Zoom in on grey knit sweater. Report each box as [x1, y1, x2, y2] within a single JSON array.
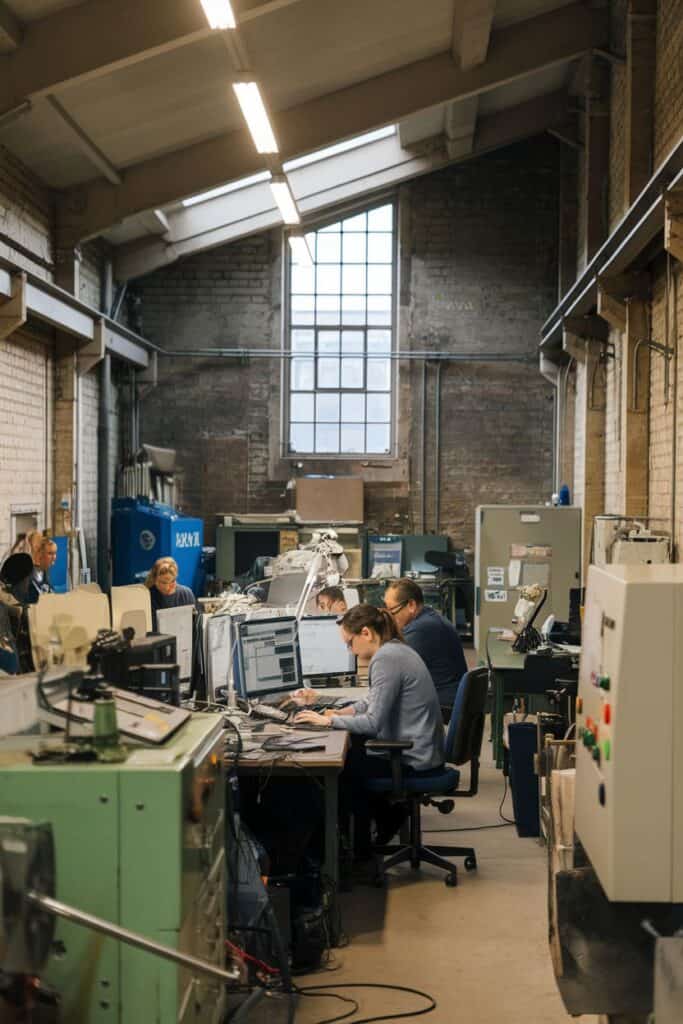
[[330, 639, 445, 770]]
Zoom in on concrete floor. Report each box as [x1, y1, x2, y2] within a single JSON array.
[[295, 739, 599, 1024]]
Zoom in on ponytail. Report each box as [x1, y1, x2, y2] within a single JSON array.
[[338, 603, 401, 645]]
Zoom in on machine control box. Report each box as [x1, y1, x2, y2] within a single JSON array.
[[575, 564, 683, 902]]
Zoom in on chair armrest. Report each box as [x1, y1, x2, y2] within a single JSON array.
[[365, 740, 413, 752], [365, 739, 413, 793]]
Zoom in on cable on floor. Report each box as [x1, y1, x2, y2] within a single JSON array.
[[424, 775, 516, 832], [294, 981, 437, 1024]]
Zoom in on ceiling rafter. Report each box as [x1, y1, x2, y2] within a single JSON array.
[[445, 0, 496, 158], [0, 0, 306, 114], [115, 87, 570, 281], [55, 1, 606, 247]]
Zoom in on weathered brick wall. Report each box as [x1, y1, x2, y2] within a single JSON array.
[[654, 0, 683, 167], [608, 0, 628, 231], [0, 146, 53, 280], [136, 137, 558, 551]]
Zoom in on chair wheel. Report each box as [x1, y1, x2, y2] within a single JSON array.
[[445, 873, 458, 887], [464, 855, 477, 871], [437, 800, 455, 814]]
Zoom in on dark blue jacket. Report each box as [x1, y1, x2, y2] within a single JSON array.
[[150, 583, 196, 631], [401, 606, 467, 710]]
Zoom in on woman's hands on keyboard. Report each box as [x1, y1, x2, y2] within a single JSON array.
[[293, 709, 333, 727]]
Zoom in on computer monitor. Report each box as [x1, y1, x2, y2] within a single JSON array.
[[298, 615, 357, 682], [236, 616, 302, 700]]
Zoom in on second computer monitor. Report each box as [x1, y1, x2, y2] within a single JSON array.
[[236, 616, 302, 700], [298, 615, 357, 682]]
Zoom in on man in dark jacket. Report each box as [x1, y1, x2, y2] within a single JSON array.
[[384, 577, 468, 719]]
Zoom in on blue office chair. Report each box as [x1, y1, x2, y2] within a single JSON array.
[[365, 666, 489, 888]]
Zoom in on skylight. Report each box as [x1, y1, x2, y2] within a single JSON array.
[[180, 125, 396, 208]]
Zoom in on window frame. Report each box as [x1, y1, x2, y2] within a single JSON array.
[[283, 197, 399, 460]]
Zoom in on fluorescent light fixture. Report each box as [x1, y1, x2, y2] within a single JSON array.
[[288, 232, 313, 266], [233, 82, 279, 154], [283, 125, 396, 172], [270, 175, 299, 225], [200, 0, 236, 29], [182, 170, 271, 207]]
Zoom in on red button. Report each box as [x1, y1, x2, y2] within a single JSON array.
[[603, 704, 611, 725], [586, 716, 594, 730]]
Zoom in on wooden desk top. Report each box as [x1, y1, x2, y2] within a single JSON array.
[[228, 725, 349, 771]]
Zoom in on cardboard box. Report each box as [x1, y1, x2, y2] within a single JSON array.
[[295, 477, 364, 523]]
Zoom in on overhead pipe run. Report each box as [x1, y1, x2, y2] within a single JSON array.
[[155, 348, 535, 362]]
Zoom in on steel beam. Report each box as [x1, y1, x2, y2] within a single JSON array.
[[57, 2, 607, 246], [452, 0, 496, 70]]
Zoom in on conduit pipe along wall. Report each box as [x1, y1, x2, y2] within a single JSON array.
[[155, 349, 536, 362], [421, 360, 427, 535], [434, 361, 443, 535], [97, 353, 112, 590]]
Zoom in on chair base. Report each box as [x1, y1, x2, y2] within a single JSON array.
[[373, 799, 478, 888]]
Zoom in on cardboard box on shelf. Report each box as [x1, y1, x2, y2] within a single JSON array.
[[295, 478, 364, 523]]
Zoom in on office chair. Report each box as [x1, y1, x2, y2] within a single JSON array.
[[365, 666, 489, 888]]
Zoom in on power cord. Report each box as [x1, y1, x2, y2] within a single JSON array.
[[295, 981, 437, 1024], [423, 776, 516, 832]]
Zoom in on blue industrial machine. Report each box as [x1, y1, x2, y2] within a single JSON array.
[[111, 498, 204, 592]]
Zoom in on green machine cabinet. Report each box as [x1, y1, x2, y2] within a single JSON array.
[[0, 715, 226, 1024]]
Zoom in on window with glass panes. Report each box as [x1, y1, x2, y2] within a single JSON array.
[[287, 203, 394, 455]]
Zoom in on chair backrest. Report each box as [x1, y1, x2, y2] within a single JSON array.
[[444, 667, 489, 767]]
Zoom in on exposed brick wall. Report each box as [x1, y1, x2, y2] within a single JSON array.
[[608, 0, 628, 231], [654, 0, 683, 168], [0, 331, 53, 552], [136, 137, 558, 553], [0, 147, 53, 280]]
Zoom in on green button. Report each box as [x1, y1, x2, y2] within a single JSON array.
[[583, 730, 595, 748], [598, 675, 611, 691], [592, 746, 601, 764], [603, 739, 611, 761]]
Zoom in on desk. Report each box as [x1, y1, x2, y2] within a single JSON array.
[[485, 633, 578, 768], [227, 727, 349, 894]]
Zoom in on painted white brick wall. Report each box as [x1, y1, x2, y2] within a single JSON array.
[[0, 331, 53, 553], [0, 147, 53, 281]]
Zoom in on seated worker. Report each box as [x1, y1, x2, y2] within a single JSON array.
[[294, 603, 445, 855], [384, 577, 467, 720], [15, 536, 58, 605], [145, 557, 197, 630], [315, 585, 347, 614]]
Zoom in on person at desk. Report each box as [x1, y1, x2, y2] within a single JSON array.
[[384, 578, 467, 720], [144, 557, 197, 630], [315, 586, 347, 614], [294, 603, 444, 854], [13, 536, 57, 605]]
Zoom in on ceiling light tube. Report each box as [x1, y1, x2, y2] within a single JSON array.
[[270, 175, 300, 225], [200, 0, 236, 29], [232, 82, 279, 154], [288, 232, 313, 266]]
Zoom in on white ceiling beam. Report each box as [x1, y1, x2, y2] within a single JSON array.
[[0, 0, 297, 114], [57, 2, 606, 247], [444, 96, 479, 158], [114, 89, 568, 281], [452, 0, 496, 71], [0, 0, 22, 54], [46, 95, 122, 186]]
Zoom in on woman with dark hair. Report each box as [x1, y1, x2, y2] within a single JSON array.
[[295, 603, 444, 854]]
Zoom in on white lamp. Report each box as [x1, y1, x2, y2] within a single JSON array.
[[232, 82, 279, 154], [288, 232, 313, 266], [270, 175, 299, 225], [200, 0, 236, 29]]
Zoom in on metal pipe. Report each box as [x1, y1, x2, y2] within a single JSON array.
[[28, 892, 240, 984], [156, 348, 534, 362], [434, 361, 442, 534], [420, 360, 427, 534], [97, 353, 112, 590]]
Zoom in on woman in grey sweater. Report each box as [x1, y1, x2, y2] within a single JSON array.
[[295, 604, 445, 854]]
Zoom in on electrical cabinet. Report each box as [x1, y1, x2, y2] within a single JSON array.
[[575, 564, 683, 902], [111, 497, 204, 592], [474, 505, 581, 657], [0, 715, 226, 1022]]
